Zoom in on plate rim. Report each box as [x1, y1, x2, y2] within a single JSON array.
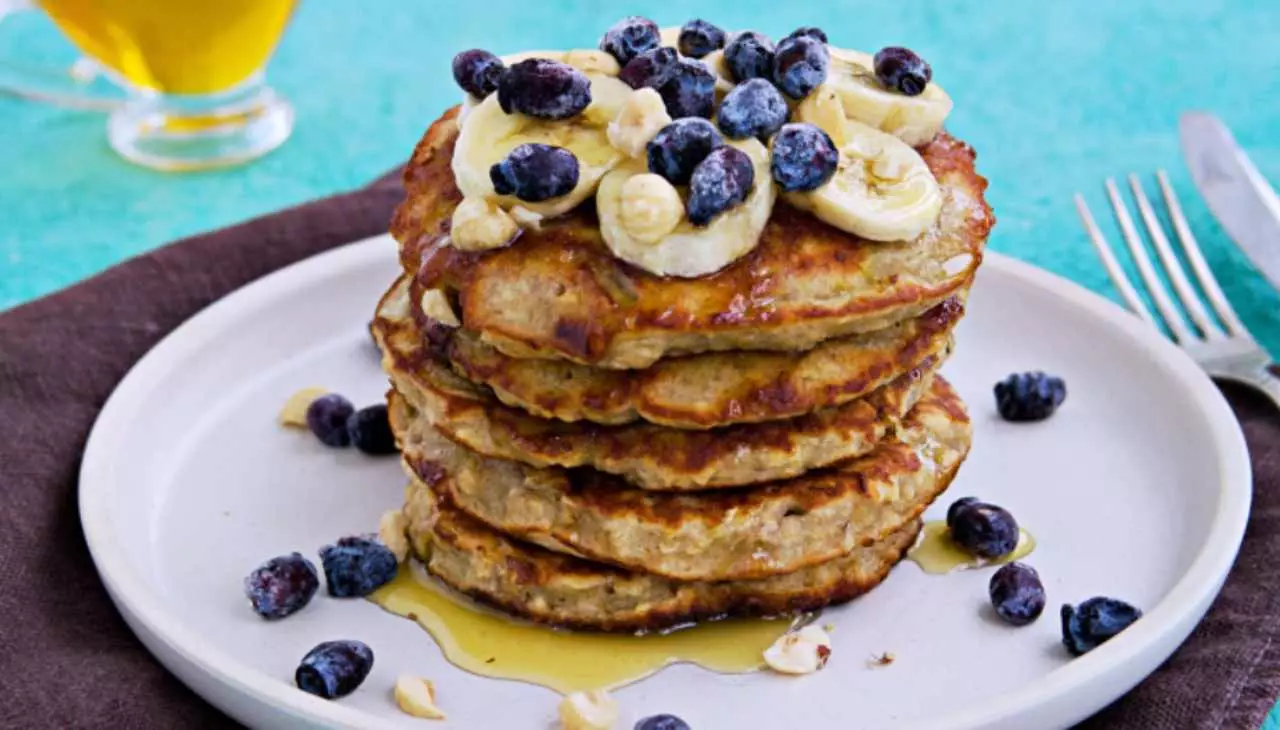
[[78, 235, 1252, 729]]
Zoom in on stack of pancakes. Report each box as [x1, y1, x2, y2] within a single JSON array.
[[377, 109, 992, 631]]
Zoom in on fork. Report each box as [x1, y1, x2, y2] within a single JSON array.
[[1074, 172, 1280, 408]]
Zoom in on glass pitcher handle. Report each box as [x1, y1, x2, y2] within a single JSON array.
[[0, 0, 123, 111]]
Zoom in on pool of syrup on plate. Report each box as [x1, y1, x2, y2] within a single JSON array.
[[907, 520, 1037, 575], [371, 522, 1036, 691], [370, 566, 800, 694]]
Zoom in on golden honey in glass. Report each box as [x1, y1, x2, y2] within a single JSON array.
[[1, 0, 299, 170]]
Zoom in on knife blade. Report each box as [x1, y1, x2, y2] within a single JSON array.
[[1179, 111, 1280, 293]]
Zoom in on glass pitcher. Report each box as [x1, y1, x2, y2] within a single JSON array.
[[0, 0, 298, 171]]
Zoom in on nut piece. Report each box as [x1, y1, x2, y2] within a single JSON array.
[[419, 289, 460, 328], [619, 174, 684, 244], [278, 386, 328, 428], [394, 674, 446, 720], [451, 197, 519, 251], [763, 624, 832, 675], [797, 85, 848, 148], [509, 205, 544, 231], [558, 689, 618, 730], [702, 49, 736, 94], [607, 88, 672, 159], [379, 510, 411, 564]]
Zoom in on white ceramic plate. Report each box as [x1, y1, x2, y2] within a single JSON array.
[[80, 235, 1250, 730]]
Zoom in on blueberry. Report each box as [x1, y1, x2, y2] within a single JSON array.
[[717, 78, 789, 140], [784, 26, 828, 44], [490, 143, 580, 202], [620, 47, 679, 90], [1061, 597, 1143, 656], [244, 553, 319, 620], [994, 371, 1067, 422], [678, 19, 726, 58], [948, 501, 1019, 559], [687, 146, 755, 226], [599, 16, 661, 66], [306, 394, 355, 448], [873, 47, 932, 97], [658, 58, 716, 119], [295, 640, 374, 699], [451, 49, 504, 99], [945, 497, 980, 530], [346, 404, 397, 455], [724, 31, 775, 83], [770, 123, 838, 192], [636, 715, 691, 730], [772, 34, 829, 99], [320, 536, 399, 597], [647, 118, 723, 186], [989, 563, 1046, 626], [497, 58, 591, 120]]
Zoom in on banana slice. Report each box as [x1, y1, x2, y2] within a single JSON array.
[[597, 137, 775, 277], [825, 48, 952, 147], [453, 74, 632, 218], [783, 118, 941, 242]]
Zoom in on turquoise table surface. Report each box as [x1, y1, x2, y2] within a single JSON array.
[[4, 0, 1280, 723]]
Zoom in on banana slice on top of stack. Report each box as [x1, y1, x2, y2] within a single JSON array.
[[597, 138, 775, 278], [826, 47, 953, 148], [452, 68, 632, 220], [789, 93, 942, 243]]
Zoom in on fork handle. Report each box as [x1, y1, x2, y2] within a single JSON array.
[[1243, 367, 1280, 410]]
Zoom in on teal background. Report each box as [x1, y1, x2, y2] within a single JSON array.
[[3, 0, 1280, 724]]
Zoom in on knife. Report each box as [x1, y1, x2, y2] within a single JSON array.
[[1179, 112, 1280, 293]]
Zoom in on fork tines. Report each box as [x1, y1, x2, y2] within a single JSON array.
[[1074, 172, 1249, 343]]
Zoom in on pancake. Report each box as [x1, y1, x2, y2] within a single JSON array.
[[402, 276, 964, 429], [391, 375, 969, 581], [392, 110, 992, 369], [376, 286, 942, 490], [402, 484, 922, 632]]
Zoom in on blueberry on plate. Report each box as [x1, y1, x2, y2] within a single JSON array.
[[873, 46, 932, 97], [948, 500, 1019, 559], [295, 640, 374, 699], [620, 46, 679, 90], [346, 404, 397, 455], [994, 371, 1067, 422], [497, 58, 591, 120], [647, 118, 723, 185], [773, 34, 829, 99], [658, 58, 716, 119], [717, 78, 789, 140], [244, 553, 319, 620], [451, 49, 504, 99], [1061, 597, 1143, 656], [687, 146, 755, 226], [724, 31, 775, 83], [770, 123, 838, 192], [989, 563, 1046, 626], [600, 16, 661, 66], [678, 19, 726, 58], [491, 143, 581, 202], [945, 496, 979, 530], [306, 393, 355, 447], [784, 26, 828, 44], [636, 714, 692, 730], [320, 536, 399, 597]]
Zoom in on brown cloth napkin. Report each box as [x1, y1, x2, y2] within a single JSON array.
[[1, 171, 1277, 730]]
